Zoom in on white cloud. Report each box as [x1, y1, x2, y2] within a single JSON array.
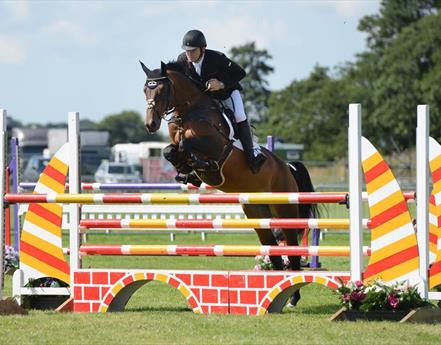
[[200, 17, 290, 51], [143, 1, 217, 16], [0, 34, 26, 64], [40, 20, 97, 45], [333, 1, 379, 18], [2, 0, 29, 20]]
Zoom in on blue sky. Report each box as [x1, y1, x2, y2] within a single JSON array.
[[0, 0, 380, 126]]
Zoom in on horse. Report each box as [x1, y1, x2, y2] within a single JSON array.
[[140, 61, 317, 307]]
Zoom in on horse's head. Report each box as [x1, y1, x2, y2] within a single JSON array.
[[140, 61, 173, 133]]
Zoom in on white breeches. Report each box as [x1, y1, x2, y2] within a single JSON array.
[[220, 89, 247, 123]]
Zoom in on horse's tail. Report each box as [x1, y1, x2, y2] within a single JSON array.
[[288, 161, 319, 219]]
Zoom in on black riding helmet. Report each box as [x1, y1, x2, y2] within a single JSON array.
[[182, 30, 207, 50]]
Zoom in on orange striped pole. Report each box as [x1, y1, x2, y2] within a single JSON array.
[[79, 218, 371, 229], [79, 244, 372, 257]]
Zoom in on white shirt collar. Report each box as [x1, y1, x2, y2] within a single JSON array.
[[191, 53, 205, 76]]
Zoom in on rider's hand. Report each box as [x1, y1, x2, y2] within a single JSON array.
[[206, 79, 225, 91]]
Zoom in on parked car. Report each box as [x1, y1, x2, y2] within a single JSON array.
[[22, 155, 51, 182], [94, 161, 142, 183]]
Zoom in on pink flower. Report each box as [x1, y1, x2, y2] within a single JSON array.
[[354, 280, 364, 288], [350, 290, 366, 302], [387, 294, 400, 309]]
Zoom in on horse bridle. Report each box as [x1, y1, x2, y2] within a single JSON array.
[[145, 77, 175, 119], [145, 74, 229, 143]]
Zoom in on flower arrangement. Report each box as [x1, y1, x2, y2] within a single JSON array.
[[4, 245, 19, 274], [253, 255, 290, 271], [336, 279, 430, 312]]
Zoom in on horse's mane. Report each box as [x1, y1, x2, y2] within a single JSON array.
[[165, 60, 206, 93], [165, 61, 186, 75]]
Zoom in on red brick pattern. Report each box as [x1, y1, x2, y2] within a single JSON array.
[[73, 269, 350, 315]]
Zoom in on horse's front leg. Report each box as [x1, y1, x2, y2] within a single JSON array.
[[180, 137, 223, 171], [163, 143, 192, 174], [163, 144, 202, 186]]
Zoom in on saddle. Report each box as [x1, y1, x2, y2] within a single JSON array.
[[214, 101, 238, 139]]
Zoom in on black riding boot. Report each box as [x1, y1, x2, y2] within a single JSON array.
[[237, 120, 267, 174]]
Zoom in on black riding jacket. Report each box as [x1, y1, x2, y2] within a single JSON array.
[[177, 49, 246, 100]]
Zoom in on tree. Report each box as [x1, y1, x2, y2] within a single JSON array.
[[97, 110, 162, 146], [80, 119, 99, 130], [358, 0, 441, 53], [6, 116, 22, 131], [367, 12, 441, 152], [229, 42, 274, 122], [262, 66, 350, 160]]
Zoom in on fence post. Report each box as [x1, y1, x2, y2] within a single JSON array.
[[416, 105, 429, 299], [68, 112, 81, 289], [0, 109, 7, 299], [349, 104, 363, 282], [9, 138, 20, 252]]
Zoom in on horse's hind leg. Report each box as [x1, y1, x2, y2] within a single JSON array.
[[269, 203, 303, 307], [268, 204, 303, 270], [242, 204, 285, 270]]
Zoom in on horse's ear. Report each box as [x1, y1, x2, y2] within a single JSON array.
[[139, 60, 151, 76], [160, 61, 167, 76]]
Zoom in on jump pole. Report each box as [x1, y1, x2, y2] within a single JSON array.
[[4, 192, 364, 204], [78, 244, 372, 257], [79, 218, 371, 229], [0, 109, 6, 299]]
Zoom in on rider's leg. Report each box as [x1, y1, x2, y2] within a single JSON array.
[[223, 90, 267, 174]]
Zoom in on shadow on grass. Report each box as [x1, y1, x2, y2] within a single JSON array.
[[283, 303, 340, 315], [125, 304, 340, 316], [125, 306, 193, 313]]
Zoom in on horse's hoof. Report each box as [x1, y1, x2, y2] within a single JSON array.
[[174, 174, 187, 183], [286, 302, 295, 308], [187, 173, 202, 187], [287, 292, 301, 307]]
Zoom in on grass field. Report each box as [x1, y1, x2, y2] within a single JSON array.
[[2, 230, 441, 345]]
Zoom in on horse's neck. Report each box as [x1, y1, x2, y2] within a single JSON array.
[[171, 74, 214, 116]]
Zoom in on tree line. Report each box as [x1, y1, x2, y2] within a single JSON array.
[[230, 0, 441, 161]]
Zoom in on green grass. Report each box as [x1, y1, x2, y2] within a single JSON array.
[[2, 232, 441, 344]]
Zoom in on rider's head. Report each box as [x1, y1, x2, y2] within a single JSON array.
[[182, 29, 206, 63]]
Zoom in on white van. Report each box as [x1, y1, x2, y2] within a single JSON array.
[[94, 161, 142, 184]]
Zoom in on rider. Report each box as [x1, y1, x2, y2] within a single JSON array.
[[177, 29, 267, 174]]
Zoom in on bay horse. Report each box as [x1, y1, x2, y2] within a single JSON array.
[[140, 61, 317, 307]]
